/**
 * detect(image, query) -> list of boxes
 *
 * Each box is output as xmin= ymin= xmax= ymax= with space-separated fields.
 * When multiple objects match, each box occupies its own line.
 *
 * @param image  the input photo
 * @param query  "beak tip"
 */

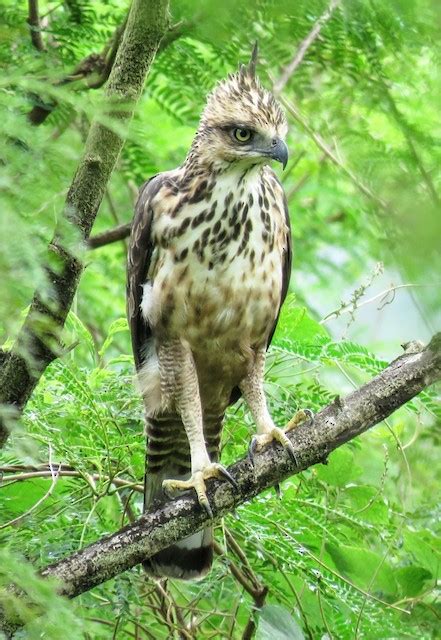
xmin=269 ymin=138 xmax=289 ymax=170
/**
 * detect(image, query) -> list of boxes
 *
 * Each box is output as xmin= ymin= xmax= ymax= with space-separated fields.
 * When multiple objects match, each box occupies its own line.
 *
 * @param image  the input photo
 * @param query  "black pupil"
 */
xmin=239 ymin=129 xmax=248 ymax=138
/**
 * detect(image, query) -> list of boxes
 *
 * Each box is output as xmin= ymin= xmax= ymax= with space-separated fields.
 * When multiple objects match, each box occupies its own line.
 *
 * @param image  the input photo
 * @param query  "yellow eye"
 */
xmin=234 ymin=128 xmax=252 ymax=143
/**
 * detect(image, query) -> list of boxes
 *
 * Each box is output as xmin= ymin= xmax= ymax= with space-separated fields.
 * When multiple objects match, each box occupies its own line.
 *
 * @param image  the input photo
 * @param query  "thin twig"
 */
xmin=224 ymin=527 xmax=261 ymax=589
xmin=86 ymin=617 xmax=137 ymax=639
xmin=105 ymin=189 xmax=128 ymax=250
xmin=213 ymin=539 xmax=268 ymax=640
xmin=281 ymin=150 xmax=306 ymax=183
xmin=317 ymin=587 xmax=333 ymax=639
xmin=321 ymin=283 xmax=438 ymax=325
xmin=241 ymin=586 xmax=268 ymax=640
xmin=274 ymin=0 xmax=341 ymax=95
xmin=0 ymin=466 xmax=143 ymax=493
xmin=213 ymin=541 xmax=264 ymax=600
xmin=0 ymin=447 xmax=61 ymax=530
xmin=155 ymin=581 xmax=192 ymax=639
xmin=275 ymin=562 xmax=314 ymax=640
xmin=280 ymin=95 xmax=389 ymax=213
xmin=286 ymin=152 xmax=327 ymax=200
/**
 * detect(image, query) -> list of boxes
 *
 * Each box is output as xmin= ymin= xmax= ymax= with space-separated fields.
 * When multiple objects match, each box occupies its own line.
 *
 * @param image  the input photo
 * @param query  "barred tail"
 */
xmin=143 ymin=413 xmax=223 ymax=580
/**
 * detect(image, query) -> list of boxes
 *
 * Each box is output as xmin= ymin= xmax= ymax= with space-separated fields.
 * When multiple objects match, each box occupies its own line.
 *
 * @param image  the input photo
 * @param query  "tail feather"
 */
xmin=143 ymin=414 xmax=222 ymax=580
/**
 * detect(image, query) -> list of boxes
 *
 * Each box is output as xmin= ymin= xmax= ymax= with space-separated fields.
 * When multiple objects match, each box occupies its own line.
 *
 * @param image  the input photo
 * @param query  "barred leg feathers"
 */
xmin=136 ymin=340 xmax=186 ymax=416
xmin=136 ymin=349 xmax=163 ymax=415
xmin=143 ymin=416 xmax=221 ymax=580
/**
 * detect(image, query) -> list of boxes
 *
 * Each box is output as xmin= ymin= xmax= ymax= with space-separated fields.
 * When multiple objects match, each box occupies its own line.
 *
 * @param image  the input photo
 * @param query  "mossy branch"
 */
xmin=0 ymin=0 xmax=170 ymax=448
xmin=1 ymin=334 xmax=439 ymax=636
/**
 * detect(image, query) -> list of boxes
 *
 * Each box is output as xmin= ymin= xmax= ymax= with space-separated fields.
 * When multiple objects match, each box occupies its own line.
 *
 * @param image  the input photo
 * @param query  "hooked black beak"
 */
xmin=268 ymin=138 xmax=288 ymax=169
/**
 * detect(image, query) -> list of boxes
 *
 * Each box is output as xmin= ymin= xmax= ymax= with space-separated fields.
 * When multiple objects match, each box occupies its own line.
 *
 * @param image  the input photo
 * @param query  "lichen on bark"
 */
xmin=0 ymin=0 xmax=170 ymax=447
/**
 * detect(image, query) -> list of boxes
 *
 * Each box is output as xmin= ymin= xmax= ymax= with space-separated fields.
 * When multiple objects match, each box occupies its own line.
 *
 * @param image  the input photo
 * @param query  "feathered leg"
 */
xmin=143 ymin=414 xmax=215 ymax=580
xmin=159 ymin=340 xmax=237 ymax=516
xmin=240 ymin=349 xmax=310 ymax=464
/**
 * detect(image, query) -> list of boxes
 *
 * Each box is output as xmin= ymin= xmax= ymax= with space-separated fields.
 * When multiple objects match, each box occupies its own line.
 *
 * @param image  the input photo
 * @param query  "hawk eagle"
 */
xmin=127 ymin=46 xmax=296 ymax=579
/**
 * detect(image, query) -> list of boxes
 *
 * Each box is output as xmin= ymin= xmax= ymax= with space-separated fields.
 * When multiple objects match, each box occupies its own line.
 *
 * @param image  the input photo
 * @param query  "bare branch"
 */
xmin=27 ymin=0 xmax=45 ymax=52
xmin=1 ymin=334 xmax=439 ymax=637
xmin=88 ymin=222 xmax=132 ymax=249
xmin=280 ymin=94 xmax=389 ymax=213
xmin=0 ymin=466 xmax=143 ymax=494
xmin=27 ymin=19 xmax=191 ymax=126
xmin=273 ymin=0 xmax=341 ymax=96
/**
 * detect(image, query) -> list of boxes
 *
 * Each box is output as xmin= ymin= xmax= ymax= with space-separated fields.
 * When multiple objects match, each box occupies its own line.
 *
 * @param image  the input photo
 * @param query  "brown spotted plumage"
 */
xmin=127 ymin=45 xmax=293 ymax=580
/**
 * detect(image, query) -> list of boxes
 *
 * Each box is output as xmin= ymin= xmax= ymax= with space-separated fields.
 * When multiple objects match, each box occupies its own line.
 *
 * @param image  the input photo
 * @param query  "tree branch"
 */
xmin=27 ymin=0 xmax=45 ymax=52
xmin=27 ymin=19 xmax=190 ymax=126
xmin=27 ymin=15 xmax=128 ymax=126
xmin=0 ymin=0 xmax=170 ymax=448
xmin=273 ymin=0 xmax=341 ymax=96
xmin=88 ymin=221 xmax=132 ymax=249
xmin=213 ymin=533 xmax=269 ymax=640
xmin=1 ymin=334 xmax=439 ymax=636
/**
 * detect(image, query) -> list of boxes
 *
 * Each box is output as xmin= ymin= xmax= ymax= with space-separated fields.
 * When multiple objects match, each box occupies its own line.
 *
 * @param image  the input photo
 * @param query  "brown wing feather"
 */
xmin=267 ymin=190 xmax=292 ymax=347
xmin=127 ymin=174 xmax=164 ymax=370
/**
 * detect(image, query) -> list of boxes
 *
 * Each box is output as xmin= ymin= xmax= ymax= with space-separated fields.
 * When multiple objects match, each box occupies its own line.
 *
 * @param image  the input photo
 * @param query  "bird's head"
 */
xmin=190 ymin=44 xmax=288 ymax=171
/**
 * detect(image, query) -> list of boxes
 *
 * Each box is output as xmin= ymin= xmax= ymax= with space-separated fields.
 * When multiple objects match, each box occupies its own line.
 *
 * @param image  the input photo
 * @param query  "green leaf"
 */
xmin=403 ymin=530 xmax=440 ymax=575
xmin=315 ymin=447 xmax=362 ymax=487
xmin=273 ymin=296 xmax=329 ymax=348
xmin=326 ymin=544 xmax=398 ymax=596
xmin=345 ymin=486 xmax=388 ymax=524
xmin=256 ymin=605 xmax=305 ymax=640
xmin=65 ymin=310 xmax=95 ymax=361
xmin=98 ymin=317 xmax=129 ymax=357
xmin=395 ymin=566 xmax=432 ymax=597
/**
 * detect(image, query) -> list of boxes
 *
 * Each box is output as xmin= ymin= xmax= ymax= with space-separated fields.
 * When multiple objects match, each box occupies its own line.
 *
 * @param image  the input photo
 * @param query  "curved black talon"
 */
xmin=285 ymin=441 xmax=299 ymax=466
xmin=274 ymin=483 xmax=281 ymax=498
xmin=248 ymin=436 xmax=259 ymax=467
xmin=200 ymin=498 xmax=213 ymax=519
xmin=217 ymin=465 xmax=239 ymax=491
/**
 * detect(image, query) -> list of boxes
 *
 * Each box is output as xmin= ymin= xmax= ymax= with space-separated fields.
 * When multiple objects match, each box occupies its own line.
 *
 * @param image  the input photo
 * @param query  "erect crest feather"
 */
xmin=199 ymin=43 xmax=287 ymax=138
xmin=238 ymin=42 xmax=258 ymax=80
xmin=248 ymin=41 xmax=258 ymax=77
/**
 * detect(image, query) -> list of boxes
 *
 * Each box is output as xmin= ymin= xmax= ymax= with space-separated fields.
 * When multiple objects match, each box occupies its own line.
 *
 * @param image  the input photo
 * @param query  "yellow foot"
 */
xmin=162 ymin=463 xmax=238 ymax=518
xmin=248 ymin=410 xmax=314 ymax=467
xmin=285 ymin=408 xmax=314 ymax=432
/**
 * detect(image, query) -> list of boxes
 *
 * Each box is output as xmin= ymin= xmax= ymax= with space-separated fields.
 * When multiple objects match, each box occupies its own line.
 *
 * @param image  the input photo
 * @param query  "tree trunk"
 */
xmin=0 ymin=0 xmax=170 ymax=447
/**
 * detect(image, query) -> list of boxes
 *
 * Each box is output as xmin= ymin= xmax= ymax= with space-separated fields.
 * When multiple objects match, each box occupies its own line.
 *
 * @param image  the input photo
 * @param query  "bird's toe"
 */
xmin=162 ymin=462 xmax=237 ymax=517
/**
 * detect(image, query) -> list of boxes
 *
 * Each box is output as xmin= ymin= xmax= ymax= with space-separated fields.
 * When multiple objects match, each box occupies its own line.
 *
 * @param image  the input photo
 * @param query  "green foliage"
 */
xmin=256 ymin=605 xmax=305 ymax=639
xmin=1 ymin=0 xmax=440 ymax=638
xmin=0 ymin=549 xmax=102 ymax=639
